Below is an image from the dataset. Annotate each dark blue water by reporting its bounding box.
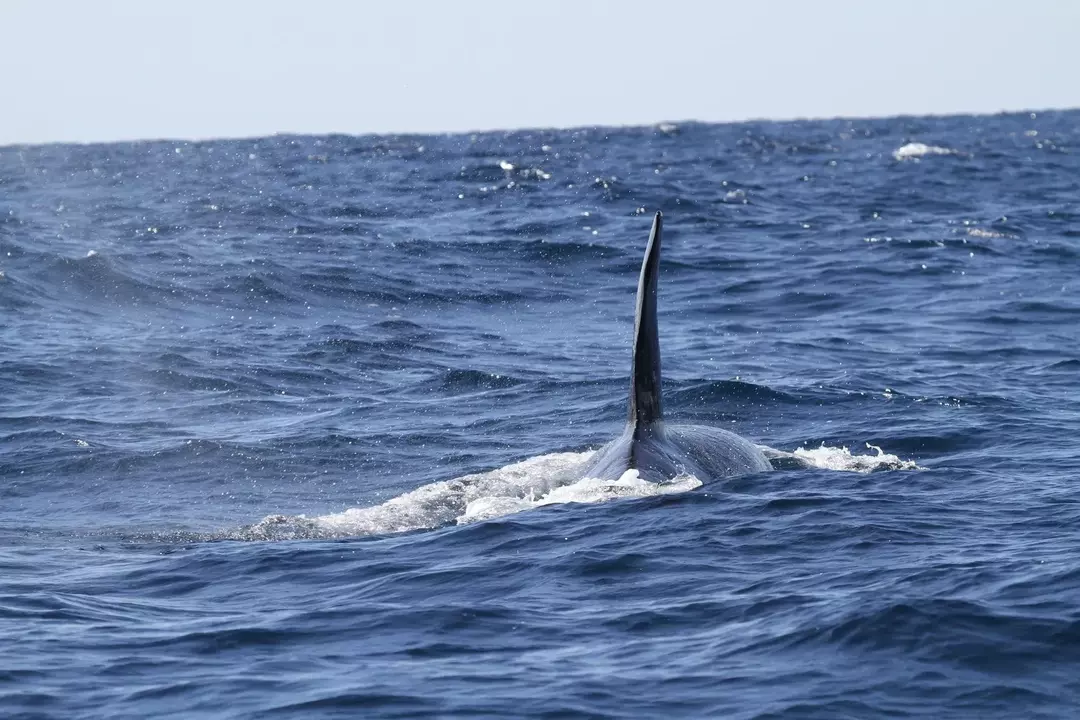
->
[2,111,1079,718]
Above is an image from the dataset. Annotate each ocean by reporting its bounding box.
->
[1,110,1078,718]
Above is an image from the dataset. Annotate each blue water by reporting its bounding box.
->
[2,111,1079,718]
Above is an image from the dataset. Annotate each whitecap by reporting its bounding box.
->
[892,142,957,161]
[966,227,1015,239]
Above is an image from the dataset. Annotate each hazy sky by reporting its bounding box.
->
[3,0,1078,146]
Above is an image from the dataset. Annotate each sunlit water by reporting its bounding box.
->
[2,111,1078,718]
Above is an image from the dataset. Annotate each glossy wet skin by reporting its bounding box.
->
[584,423,772,482]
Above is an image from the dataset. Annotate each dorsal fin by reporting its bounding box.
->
[629,212,663,433]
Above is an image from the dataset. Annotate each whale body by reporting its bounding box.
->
[583,212,772,482]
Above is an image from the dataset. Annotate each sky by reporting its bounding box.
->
[2,0,1078,146]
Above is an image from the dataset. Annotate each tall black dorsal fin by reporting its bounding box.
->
[629,212,663,431]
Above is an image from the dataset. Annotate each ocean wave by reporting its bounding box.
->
[6,111,1080,717]
[667,379,799,407]
[801,599,1080,665]
[433,368,524,393]
[30,252,189,308]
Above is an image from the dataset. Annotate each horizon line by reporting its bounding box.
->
[2,105,1075,152]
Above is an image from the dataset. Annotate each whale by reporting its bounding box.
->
[582,212,773,482]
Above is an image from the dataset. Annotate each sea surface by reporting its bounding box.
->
[2,111,1079,718]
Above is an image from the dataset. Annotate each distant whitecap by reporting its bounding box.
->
[892,142,958,161]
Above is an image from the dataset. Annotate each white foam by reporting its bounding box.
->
[237,442,919,541]
[790,442,922,472]
[892,142,957,160]
[457,470,701,524]
[238,451,710,540]
[457,495,536,523]
[966,227,1014,239]
[239,451,585,540]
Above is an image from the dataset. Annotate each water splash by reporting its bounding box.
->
[234,442,918,541]
[459,470,701,524]
[238,451,596,540]
[790,442,922,472]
